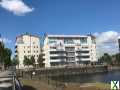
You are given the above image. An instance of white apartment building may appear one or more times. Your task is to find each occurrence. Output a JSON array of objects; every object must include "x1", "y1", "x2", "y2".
[
  {"x1": 43, "y1": 34, "x2": 97, "y2": 67},
  {"x1": 15, "y1": 33, "x2": 41, "y2": 68}
]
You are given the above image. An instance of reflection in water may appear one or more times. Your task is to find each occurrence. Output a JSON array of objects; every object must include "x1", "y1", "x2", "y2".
[{"x1": 51, "y1": 70, "x2": 120, "y2": 84}]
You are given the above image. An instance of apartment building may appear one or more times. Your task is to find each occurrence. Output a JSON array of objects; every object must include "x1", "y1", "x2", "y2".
[
  {"x1": 43, "y1": 34, "x2": 97, "y2": 67},
  {"x1": 15, "y1": 33, "x2": 41, "y2": 68}
]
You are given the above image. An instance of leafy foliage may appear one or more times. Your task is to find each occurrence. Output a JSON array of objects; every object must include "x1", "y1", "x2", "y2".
[
  {"x1": 37, "y1": 54, "x2": 44, "y2": 67},
  {"x1": 0, "y1": 42, "x2": 12, "y2": 69},
  {"x1": 30, "y1": 56, "x2": 35, "y2": 66},
  {"x1": 12, "y1": 57, "x2": 19, "y2": 66},
  {"x1": 98, "y1": 53, "x2": 120, "y2": 65},
  {"x1": 23, "y1": 56, "x2": 30, "y2": 67}
]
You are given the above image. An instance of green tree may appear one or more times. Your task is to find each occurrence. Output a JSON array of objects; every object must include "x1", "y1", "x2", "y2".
[
  {"x1": 12, "y1": 57, "x2": 19, "y2": 67},
  {"x1": 0, "y1": 40, "x2": 12, "y2": 70},
  {"x1": 115, "y1": 53, "x2": 120, "y2": 64},
  {"x1": 0, "y1": 42, "x2": 5, "y2": 69},
  {"x1": 30, "y1": 56, "x2": 35, "y2": 66},
  {"x1": 99, "y1": 53, "x2": 112, "y2": 64},
  {"x1": 3, "y1": 48, "x2": 12, "y2": 68},
  {"x1": 23, "y1": 56, "x2": 30, "y2": 67},
  {"x1": 37, "y1": 54, "x2": 44, "y2": 68}
]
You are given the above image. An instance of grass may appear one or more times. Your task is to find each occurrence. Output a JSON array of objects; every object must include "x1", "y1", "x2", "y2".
[
  {"x1": 21, "y1": 78, "x2": 111, "y2": 90},
  {"x1": 94, "y1": 82, "x2": 110, "y2": 89}
]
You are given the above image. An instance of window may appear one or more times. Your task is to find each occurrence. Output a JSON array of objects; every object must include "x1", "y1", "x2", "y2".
[
  {"x1": 80, "y1": 37, "x2": 87, "y2": 44},
  {"x1": 33, "y1": 42, "x2": 35, "y2": 44},
  {"x1": 80, "y1": 56, "x2": 90, "y2": 58},
  {"x1": 80, "y1": 51, "x2": 89, "y2": 53},
  {"x1": 28, "y1": 51, "x2": 30, "y2": 53},
  {"x1": 92, "y1": 39, "x2": 96, "y2": 44},
  {"x1": 65, "y1": 47, "x2": 75, "y2": 51},
  {"x1": 50, "y1": 46, "x2": 56, "y2": 49},
  {"x1": 64, "y1": 39, "x2": 74, "y2": 44},
  {"x1": 82, "y1": 46, "x2": 88, "y2": 48},
  {"x1": 37, "y1": 55, "x2": 39, "y2": 57},
  {"x1": 49, "y1": 39, "x2": 57, "y2": 44}
]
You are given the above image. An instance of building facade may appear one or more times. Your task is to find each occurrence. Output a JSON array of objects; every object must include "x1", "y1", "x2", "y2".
[
  {"x1": 43, "y1": 34, "x2": 97, "y2": 67},
  {"x1": 15, "y1": 33, "x2": 41, "y2": 68}
]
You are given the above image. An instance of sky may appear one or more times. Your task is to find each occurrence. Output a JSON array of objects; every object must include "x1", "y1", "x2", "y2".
[{"x1": 0, "y1": 0, "x2": 120, "y2": 57}]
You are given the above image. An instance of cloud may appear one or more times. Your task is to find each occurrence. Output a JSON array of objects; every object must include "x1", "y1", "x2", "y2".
[
  {"x1": 94, "y1": 31, "x2": 120, "y2": 45},
  {"x1": 0, "y1": 0, "x2": 34, "y2": 15},
  {"x1": 0, "y1": 38, "x2": 12, "y2": 44},
  {"x1": 93, "y1": 31, "x2": 120, "y2": 57}
]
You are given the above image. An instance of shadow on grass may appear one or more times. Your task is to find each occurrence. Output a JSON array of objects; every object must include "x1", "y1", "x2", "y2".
[{"x1": 22, "y1": 85, "x2": 37, "y2": 90}]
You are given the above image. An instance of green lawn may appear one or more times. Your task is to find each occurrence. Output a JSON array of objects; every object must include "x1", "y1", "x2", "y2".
[{"x1": 21, "y1": 79, "x2": 111, "y2": 90}]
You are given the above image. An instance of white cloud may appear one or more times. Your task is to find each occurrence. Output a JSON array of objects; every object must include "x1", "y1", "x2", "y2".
[
  {"x1": 94, "y1": 31, "x2": 120, "y2": 45},
  {"x1": 0, "y1": 38, "x2": 12, "y2": 44},
  {"x1": 0, "y1": 0, "x2": 34, "y2": 15},
  {"x1": 93, "y1": 31, "x2": 120, "y2": 57}
]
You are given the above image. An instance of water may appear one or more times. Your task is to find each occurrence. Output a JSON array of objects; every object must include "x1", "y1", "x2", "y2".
[{"x1": 51, "y1": 70, "x2": 120, "y2": 84}]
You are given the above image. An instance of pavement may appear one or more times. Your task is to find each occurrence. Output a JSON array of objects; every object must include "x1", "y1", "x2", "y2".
[
  {"x1": 0, "y1": 70, "x2": 14, "y2": 78},
  {"x1": 0, "y1": 70, "x2": 13, "y2": 89}
]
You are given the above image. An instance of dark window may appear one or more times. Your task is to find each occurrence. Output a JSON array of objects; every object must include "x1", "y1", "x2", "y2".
[{"x1": 80, "y1": 56, "x2": 90, "y2": 58}]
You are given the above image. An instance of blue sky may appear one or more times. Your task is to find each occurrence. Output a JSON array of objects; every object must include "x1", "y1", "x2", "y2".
[{"x1": 0, "y1": 0, "x2": 120, "y2": 56}]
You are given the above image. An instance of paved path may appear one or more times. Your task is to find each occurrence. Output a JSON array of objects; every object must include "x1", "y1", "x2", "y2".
[{"x1": 0, "y1": 71, "x2": 13, "y2": 78}]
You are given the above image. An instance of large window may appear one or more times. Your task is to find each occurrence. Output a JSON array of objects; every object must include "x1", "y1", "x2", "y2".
[
  {"x1": 64, "y1": 39, "x2": 74, "y2": 44},
  {"x1": 80, "y1": 37, "x2": 87, "y2": 44},
  {"x1": 49, "y1": 39, "x2": 57, "y2": 44},
  {"x1": 65, "y1": 47, "x2": 75, "y2": 51}
]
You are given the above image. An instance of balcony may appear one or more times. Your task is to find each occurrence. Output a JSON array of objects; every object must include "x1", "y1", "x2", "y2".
[
  {"x1": 76, "y1": 58, "x2": 90, "y2": 61},
  {"x1": 81, "y1": 48, "x2": 90, "y2": 51},
  {"x1": 50, "y1": 54, "x2": 66, "y2": 57},
  {"x1": 76, "y1": 53, "x2": 89, "y2": 56},
  {"x1": 50, "y1": 59, "x2": 66, "y2": 62}
]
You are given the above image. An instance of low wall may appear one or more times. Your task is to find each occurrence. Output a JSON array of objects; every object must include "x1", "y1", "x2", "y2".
[{"x1": 16, "y1": 65, "x2": 108, "y2": 79}]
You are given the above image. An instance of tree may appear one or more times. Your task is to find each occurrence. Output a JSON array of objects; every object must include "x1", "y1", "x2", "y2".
[
  {"x1": 30, "y1": 56, "x2": 35, "y2": 66},
  {"x1": 3, "y1": 48, "x2": 12, "y2": 68},
  {"x1": 23, "y1": 56, "x2": 30, "y2": 67},
  {"x1": 115, "y1": 53, "x2": 120, "y2": 64},
  {"x1": 0, "y1": 40, "x2": 12, "y2": 70},
  {"x1": 37, "y1": 54, "x2": 44, "y2": 68},
  {"x1": 12, "y1": 57, "x2": 19, "y2": 67},
  {"x1": 99, "y1": 53, "x2": 112, "y2": 64},
  {"x1": 0, "y1": 42, "x2": 5, "y2": 69}
]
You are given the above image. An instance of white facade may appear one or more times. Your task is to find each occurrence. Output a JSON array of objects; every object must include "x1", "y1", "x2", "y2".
[
  {"x1": 43, "y1": 34, "x2": 97, "y2": 67},
  {"x1": 15, "y1": 34, "x2": 41, "y2": 68}
]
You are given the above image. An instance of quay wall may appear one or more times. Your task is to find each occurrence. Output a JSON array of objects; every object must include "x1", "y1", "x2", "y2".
[{"x1": 17, "y1": 65, "x2": 108, "y2": 79}]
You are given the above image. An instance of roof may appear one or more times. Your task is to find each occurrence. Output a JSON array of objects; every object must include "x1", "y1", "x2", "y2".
[
  {"x1": 16, "y1": 33, "x2": 40, "y2": 39},
  {"x1": 45, "y1": 34, "x2": 88, "y2": 38}
]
